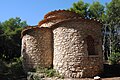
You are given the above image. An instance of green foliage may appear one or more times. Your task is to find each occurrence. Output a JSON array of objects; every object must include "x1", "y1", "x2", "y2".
[
  {"x1": 106, "y1": 0, "x2": 120, "y2": 53},
  {"x1": 69, "y1": 0, "x2": 89, "y2": 18},
  {"x1": 69, "y1": 0, "x2": 104, "y2": 20},
  {"x1": 89, "y1": 1, "x2": 105, "y2": 20},
  {"x1": 108, "y1": 52, "x2": 120, "y2": 65},
  {"x1": 69, "y1": 0, "x2": 120, "y2": 60},
  {"x1": 29, "y1": 70, "x2": 63, "y2": 80},
  {"x1": 33, "y1": 75, "x2": 41, "y2": 80},
  {"x1": 0, "y1": 17, "x2": 28, "y2": 61},
  {"x1": 35, "y1": 67, "x2": 63, "y2": 78},
  {"x1": 69, "y1": 0, "x2": 120, "y2": 22},
  {"x1": 45, "y1": 68, "x2": 56, "y2": 77},
  {"x1": 106, "y1": 0, "x2": 120, "y2": 24},
  {"x1": 0, "y1": 57, "x2": 26, "y2": 79},
  {"x1": 10, "y1": 57, "x2": 23, "y2": 66}
]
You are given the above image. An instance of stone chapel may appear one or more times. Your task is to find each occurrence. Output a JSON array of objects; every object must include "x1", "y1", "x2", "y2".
[{"x1": 21, "y1": 10, "x2": 103, "y2": 78}]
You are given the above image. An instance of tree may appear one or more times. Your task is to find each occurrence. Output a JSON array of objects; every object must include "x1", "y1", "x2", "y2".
[
  {"x1": 69, "y1": 0, "x2": 120, "y2": 60},
  {"x1": 89, "y1": 1, "x2": 105, "y2": 21},
  {"x1": 0, "y1": 17, "x2": 28, "y2": 61},
  {"x1": 69, "y1": 0, "x2": 105, "y2": 20},
  {"x1": 106, "y1": 0, "x2": 120, "y2": 25},
  {"x1": 106, "y1": 0, "x2": 120, "y2": 52},
  {"x1": 69, "y1": 0, "x2": 89, "y2": 18}
]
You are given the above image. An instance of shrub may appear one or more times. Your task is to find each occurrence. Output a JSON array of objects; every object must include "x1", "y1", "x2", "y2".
[
  {"x1": 9, "y1": 57, "x2": 26, "y2": 76},
  {"x1": 35, "y1": 67, "x2": 63, "y2": 78},
  {"x1": 44, "y1": 68, "x2": 56, "y2": 77},
  {"x1": 108, "y1": 52, "x2": 120, "y2": 65},
  {"x1": 36, "y1": 67, "x2": 56, "y2": 77}
]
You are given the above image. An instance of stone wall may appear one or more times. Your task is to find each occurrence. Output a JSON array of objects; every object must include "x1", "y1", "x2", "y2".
[
  {"x1": 21, "y1": 10, "x2": 103, "y2": 78},
  {"x1": 21, "y1": 28, "x2": 53, "y2": 71},
  {"x1": 52, "y1": 19, "x2": 103, "y2": 78}
]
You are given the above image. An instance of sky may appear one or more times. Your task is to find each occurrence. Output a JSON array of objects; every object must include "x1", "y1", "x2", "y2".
[{"x1": 0, "y1": 0, "x2": 111, "y2": 26}]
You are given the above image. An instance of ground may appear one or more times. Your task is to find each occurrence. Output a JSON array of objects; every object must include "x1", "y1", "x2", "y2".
[{"x1": 0, "y1": 60, "x2": 120, "y2": 80}]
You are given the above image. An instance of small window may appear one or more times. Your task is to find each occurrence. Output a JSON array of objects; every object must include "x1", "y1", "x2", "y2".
[{"x1": 86, "y1": 35, "x2": 96, "y2": 55}]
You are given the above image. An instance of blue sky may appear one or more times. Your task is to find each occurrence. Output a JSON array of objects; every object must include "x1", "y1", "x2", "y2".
[{"x1": 0, "y1": 0, "x2": 111, "y2": 26}]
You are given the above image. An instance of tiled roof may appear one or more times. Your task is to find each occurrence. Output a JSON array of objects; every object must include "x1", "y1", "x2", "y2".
[{"x1": 21, "y1": 10, "x2": 103, "y2": 37}]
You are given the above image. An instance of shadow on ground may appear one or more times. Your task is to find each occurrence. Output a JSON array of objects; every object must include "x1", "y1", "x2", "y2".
[{"x1": 100, "y1": 64, "x2": 120, "y2": 78}]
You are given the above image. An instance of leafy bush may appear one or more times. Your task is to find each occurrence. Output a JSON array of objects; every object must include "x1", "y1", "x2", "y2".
[
  {"x1": 44, "y1": 68, "x2": 56, "y2": 77},
  {"x1": 8, "y1": 57, "x2": 26, "y2": 77},
  {"x1": 108, "y1": 52, "x2": 120, "y2": 65},
  {"x1": 35, "y1": 67, "x2": 63, "y2": 78},
  {"x1": 36, "y1": 67, "x2": 56, "y2": 77},
  {"x1": 0, "y1": 57, "x2": 26, "y2": 79}
]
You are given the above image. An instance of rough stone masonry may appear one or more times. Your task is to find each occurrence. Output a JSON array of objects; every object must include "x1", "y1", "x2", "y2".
[{"x1": 21, "y1": 10, "x2": 104, "y2": 78}]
